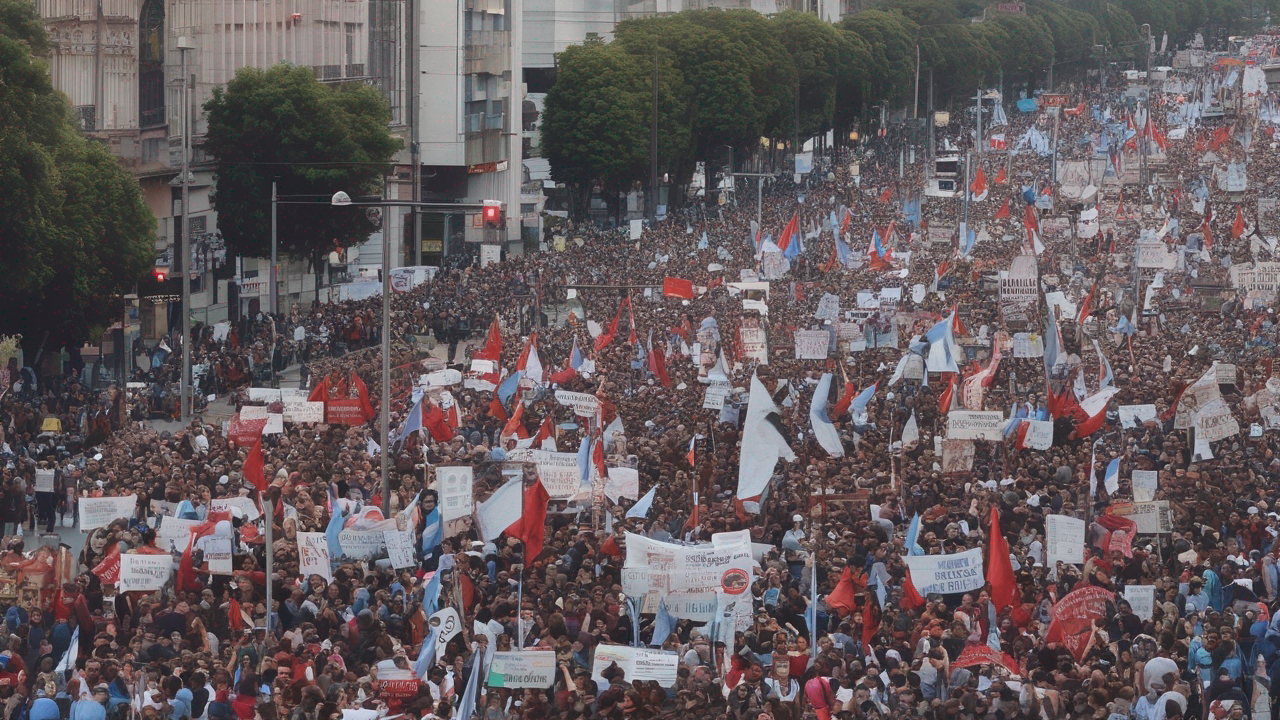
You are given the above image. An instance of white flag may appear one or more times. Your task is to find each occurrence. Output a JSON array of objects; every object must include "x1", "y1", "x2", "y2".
[
  {"x1": 902, "y1": 411, "x2": 920, "y2": 448},
  {"x1": 475, "y1": 478, "x2": 523, "y2": 541}
]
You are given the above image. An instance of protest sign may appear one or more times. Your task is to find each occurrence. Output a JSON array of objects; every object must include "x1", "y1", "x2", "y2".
[
  {"x1": 1012, "y1": 333, "x2": 1044, "y2": 358},
  {"x1": 703, "y1": 382, "x2": 730, "y2": 410},
  {"x1": 1118, "y1": 404, "x2": 1158, "y2": 428},
  {"x1": 739, "y1": 326, "x2": 768, "y2": 363},
  {"x1": 283, "y1": 400, "x2": 325, "y2": 423},
  {"x1": 604, "y1": 467, "x2": 639, "y2": 504},
  {"x1": 1046, "y1": 515, "x2": 1086, "y2": 567},
  {"x1": 34, "y1": 470, "x2": 55, "y2": 494},
  {"x1": 535, "y1": 452, "x2": 583, "y2": 498},
  {"x1": 204, "y1": 536, "x2": 233, "y2": 575},
  {"x1": 946, "y1": 411, "x2": 1006, "y2": 441},
  {"x1": 298, "y1": 532, "x2": 332, "y2": 581},
  {"x1": 815, "y1": 293, "x2": 841, "y2": 321},
  {"x1": 1047, "y1": 585, "x2": 1115, "y2": 661},
  {"x1": 1124, "y1": 585, "x2": 1156, "y2": 620},
  {"x1": 1131, "y1": 470, "x2": 1159, "y2": 502},
  {"x1": 1216, "y1": 363, "x2": 1238, "y2": 386},
  {"x1": 262, "y1": 413, "x2": 284, "y2": 435},
  {"x1": 1110, "y1": 501, "x2": 1172, "y2": 534},
  {"x1": 1023, "y1": 420, "x2": 1054, "y2": 450},
  {"x1": 1230, "y1": 261, "x2": 1280, "y2": 293},
  {"x1": 384, "y1": 530, "x2": 416, "y2": 570},
  {"x1": 941, "y1": 440, "x2": 975, "y2": 474},
  {"x1": 554, "y1": 390, "x2": 600, "y2": 418},
  {"x1": 210, "y1": 496, "x2": 261, "y2": 522},
  {"x1": 336, "y1": 529, "x2": 386, "y2": 560},
  {"x1": 1136, "y1": 242, "x2": 1173, "y2": 268},
  {"x1": 903, "y1": 548, "x2": 985, "y2": 596},
  {"x1": 591, "y1": 646, "x2": 680, "y2": 687},
  {"x1": 794, "y1": 330, "x2": 830, "y2": 360},
  {"x1": 623, "y1": 533, "x2": 754, "y2": 604},
  {"x1": 79, "y1": 496, "x2": 138, "y2": 532},
  {"x1": 1194, "y1": 397, "x2": 1240, "y2": 442},
  {"x1": 437, "y1": 466, "x2": 474, "y2": 522},
  {"x1": 247, "y1": 388, "x2": 281, "y2": 402},
  {"x1": 156, "y1": 516, "x2": 201, "y2": 554},
  {"x1": 118, "y1": 554, "x2": 171, "y2": 592},
  {"x1": 487, "y1": 651, "x2": 557, "y2": 689},
  {"x1": 239, "y1": 405, "x2": 269, "y2": 420},
  {"x1": 953, "y1": 644, "x2": 1020, "y2": 674},
  {"x1": 430, "y1": 608, "x2": 462, "y2": 657}
]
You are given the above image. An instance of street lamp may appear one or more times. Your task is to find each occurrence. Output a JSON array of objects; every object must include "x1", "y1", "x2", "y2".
[
  {"x1": 176, "y1": 35, "x2": 195, "y2": 424},
  {"x1": 329, "y1": 191, "x2": 490, "y2": 516}
]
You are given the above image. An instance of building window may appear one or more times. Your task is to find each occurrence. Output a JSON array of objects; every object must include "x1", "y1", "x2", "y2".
[{"x1": 139, "y1": 0, "x2": 165, "y2": 128}]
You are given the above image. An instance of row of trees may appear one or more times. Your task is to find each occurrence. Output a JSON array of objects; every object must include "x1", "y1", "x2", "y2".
[
  {"x1": 542, "y1": 0, "x2": 1261, "y2": 219},
  {"x1": 0, "y1": 0, "x2": 156, "y2": 346}
]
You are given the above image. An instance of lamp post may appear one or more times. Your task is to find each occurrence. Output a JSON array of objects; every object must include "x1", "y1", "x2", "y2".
[
  {"x1": 330, "y1": 191, "x2": 488, "y2": 516},
  {"x1": 176, "y1": 36, "x2": 195, "y2": 423}
]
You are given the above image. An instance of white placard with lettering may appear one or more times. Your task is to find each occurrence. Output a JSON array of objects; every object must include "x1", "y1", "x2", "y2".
[
  {"x1": 1046, "y1": 514, "x2": 1086, "y2": 567},
  {"x1": 298, "y1": 532, "x2": 332, "y2": 582},
  {"x1": 118, "y1": 554, "x2": 172, "y2": 592}
]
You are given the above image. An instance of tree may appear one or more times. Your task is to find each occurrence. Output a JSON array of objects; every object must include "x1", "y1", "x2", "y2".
[
  {"x1": 841, "y1": 10, "x2": 920, "y2": 109},
  {"x1": 0, "y1": 0, "x2": 154, "y2": 347},
  {"x1": 542, "y1": 40, "x2": 687, "y2": 219},
  {"x1": 202, "y1": 65, "x2": 400, "y2": 278},
  {"x1": 771, "y1": 11, "x2": 844, "y2": 141}
]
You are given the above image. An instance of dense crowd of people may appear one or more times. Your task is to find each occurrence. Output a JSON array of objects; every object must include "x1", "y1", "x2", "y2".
[{"x1": 4, "y1": 40, "x2": 1280, "y2": 720}]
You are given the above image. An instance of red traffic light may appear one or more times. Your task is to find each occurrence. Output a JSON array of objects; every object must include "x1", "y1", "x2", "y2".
[
  {"x1": 482, "y1": 200, "x2": 503, "y2": 227},
  {"x1": 152, "y1": 268, "x2": 167, "y2": 282}
]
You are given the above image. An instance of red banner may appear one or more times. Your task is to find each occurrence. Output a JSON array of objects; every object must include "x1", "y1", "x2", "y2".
[
  {"x1": 376, "y1": 677, "x2": 421, "y2": 711},
  {"x1": 325, "y1": 398, "x2": 368, "y2": 425},
  {"x1": 953, "y1": 643, "x2": 1020, "y2": 675},
  {"x1": 227, "y1": 415, "x2": 268, "y2": 446},
  {"x1": 92, "y1": 546, "x2": 121, "y2": 585},
  {"x1": 1045, "y1": 585, "x2": 1114, "y2": 661}
]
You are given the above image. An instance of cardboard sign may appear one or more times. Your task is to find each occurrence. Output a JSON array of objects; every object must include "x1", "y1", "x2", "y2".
[
  {"x1": 591, "y1": 646, "x2": 680, "y2": 687},
  {"x1": 203, "y1": 536, "x2": 233, "y2": 575},
  {"x1": 794, "y1": 330, "x2": 830, "y2": 360},
  {"x1": 1023, "y1": 420, "x2": 1054, "y2": 450},
  {"x1": 79, "y1": 496, "x2": 138, "y2": 532},
  {"x1": 437, "y1": 466, "x2": 474, "y2": 523},
  {"x1": 1110, "y1": 501, "x2": 1172, "y2": 534},
  {"x1": 34, "y1": 470, "x2": 55, "y2": 494},
  {"x1": 156, "y1": 516, "x2": 201, "y2": 554},
  {"x1": 554, "y1": 390, "x2": 600, "y2": 418},
  {"x1": 946, "y1": 411, "x2": 1006, "y2": 441},
  {"x1": 298, "y1": 532, "x2": 332, "y2": 582},
  {"x1": 1131, "y1": 470, "x2": 1159, "y2": 502},
  {"x1": 118, "y1": 554, "x2": 172, "y2": 593},
  {"x1": 903, "y1": 548, "x2": 986, "y2": 596},
  {"x1": 1046, "y1": 515, "x2": 1086, "y2": 567},
  {"x1": 210, "y1": 496, "x2": 262, "y2": 522},
  {"x1": 1123, "y1": 585, "x2": 1156, "y2": 620},
  {"x1": 488, "y1": 650, "x2": 557, "y2": 689},
  {"x1": 1118, "y1": 404, "x2": 1158, "y2": 428},
  {"x1": 283, "y1": 400, "x2": 325, "y2": 423},
  {"x1": 384, "y1": 530, "x2": 416, "y2": 570},
  {"x1": 604, "y1": 467, "x2": 639, "y2": 504}
]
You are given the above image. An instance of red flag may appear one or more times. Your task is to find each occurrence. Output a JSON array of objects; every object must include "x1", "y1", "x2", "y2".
[
  {"x1": 594, "y1": 298, "x2": 626, "y2": 352},
  {"x1": 228, "y1": 597, "x2": 245, "y2": 632},
  {"x1": 475, "y1": 315, "x2": 502, "y2": 362},
  {"x1": 532, "y1": 415, "x2": 554, "y2": 447},
  {"x1": 879, "y1": 186, "x2": 892, "y2": 203},
  {"x1": 994, "y1": 197, "x2": 1010, "y2": 219},
  {"x1": 662, "y1": 278, "x2": 694, "y2": 300},
  {"x1": 423, "y1": 404, "x2": 455, "y2": 443},
  {"x1": 488, "y1": 393, "x2": 508, "y2": 423},
  {"x1": 306, "y1": 375, "x2": 329, "y2": 403},
  {"x1": 775, "y1": 213, "x2": 800, "y2": 252},
  {"x1": 938, "y1": 378, "x2": 956, "y2": 414},
  {"x1": 548, "y1": 364, "x2": 576, "y2": 385},
  {"x1": 626, "y1": 298, "x2": 637, "y2": 346},
  {"x1": 592, "y1": 436, "x2": 607, "y2": 479},
  {"x1": 1075, "y1": 404, "x2": 1108, "y2": 438},
  {"x1": 506, "y1": 480, "x2": 551, "y2": 560},
  {"x1": 649, "y1": 340, "x2": 671, "y2": 387},
  {"x1": 825, "y1": 567, "x2": 858, "y2": 617},
  {"x1": 831, "y1": 381, "x2": 856, "y2": 419},
  {"x1": 350, "y1": 372, "x2": 375, "y2": 423},
  {"x1": 244, "y1": 437, "x2": 267, "y2": 494},
  {"x1": 861, "y1": 593, "x2": 880, "y2": 650},
  {"x1": 985, "y1": 506, "x2": 1018, "y2": 613},
  {"x1": 501, "y1": 401, "x2": 526, "y2": 440},
  {"x1": 1045, "y1": 585, "x2": 1114, "y2": 661},
  {"x1": 994, "y1": 166, "x2": 1007, "y2": 185},
  {"x1": 1210, "y1": 124, "x2": 1232, "y2": 151},
  {"x1": 92, "y1": 543, "x2": 121, "y2": 585},
  {"x1": 458, "y1": 572, "x2": 475, "y2": 610},
  {"x1": 1233, "y1": 205, "x2": 1245, "y2": 239},
  {"x1": 176, "y1": 511, "x2": 232, "y2": 593},
  {"x1": 1076, "y1": 281, "x2": 1098, "y2": 325},
  {"x1": 969, "y1": 165, "x2": 988, "y2": 199},
  {"x1": 901, "y1": 568, "x2": 926, "y2": 610}
]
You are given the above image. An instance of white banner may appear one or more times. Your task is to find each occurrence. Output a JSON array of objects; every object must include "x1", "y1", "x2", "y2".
[
  {"x1": 210, "y1": 496, "x2": 262, "y2": 522},
  {"x1": 739, "y1": 327, "x2": 768, "y2": 364},
  {"x1": 703, "y1": 382, "x2": 730, "y2": 411},
  {"x1": 35, "y1": 470, "x2": 55, "y2": 494},
  {"x1": 1046, "y1": 515, "x2": 1085, "y2": 567},
  {"x1": 1131, "y1": 470, "x2": 1159, "y2": 502},
  {"x1": 794, "y1": 330, "x2": 830, "y2": 360},
  {"x1": 604, "y1": 467, "x2": 639, "y2": 504},
  {"x1": 554, "y1": 390, "x2": 600, "y2": 418},
  {"x1": 946, "y1": 411, "x2": 1006, "y2": 441},
  {"x1": 283, "y1": 400, "x2": 325, "y2": 423},
  {"x1": 337, "y1": 529, "x2": 386, "y2": 560},
  {"x1": 487, "y1": 651, "x2": 557, "y2": 689},
  {"x1": 591, "y1": 646, "x2": 680, "y2": 687},
  {"x1": 298, "y1": 532, "x2": 332, "y2": 582},
  {"x1": 1118, "y1": 404, "x2": 1158, "y2": 428},
  {"x1": 79, "y1": 496, "x2": 137, "y2": 532},
  {"x1": 1194, "y1": 397, "x2": 1240, "y2": 442},
  {"x1": 437, "y1": 466, "x2": 474, "y2": 522},
  {"x1": 240, "y1": 405, "x2": 269, "y2": 420},
  {"x1": 623, "y1": 533, "x2": 754, "y2": 598},
  {"x1": 1123, "y1": 585, "x2": 1156, "y2": 620},
  {"x1": 384, "y1": 530, "x2": 416, "y2": 570},
  {"x1": 1011, "y1": 333, "x2": 1045, "y2": 358},
  {"x1": 263, "y1": 413, "x2": 284, "y2": 435},
  {"x1": 1111, "y1": 501, "x2": 1172, "y2": 534},
  {"x1": 118, "y1": 554, "x2": 172, "y2": 592},
  {"x1": 902, "y1": 548, "x2": 985, "y2": 596},
  {"x1": 156, "y1": 516, "x2": 201, "y2": 554},
  {"x1": 505, "y1": 450, "x2": 581, "y2": 498}
]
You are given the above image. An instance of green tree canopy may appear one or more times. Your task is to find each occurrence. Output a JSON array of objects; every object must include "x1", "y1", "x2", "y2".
[
  {"x1": 202, "y1": 65, "x2": 400, "y2": 270},
  {"x1": 0, "y1": 0, "x2": 154, "y2": 346},
  {"x1": 771, "y1": 11, "x2": 844, "y2": 141}
]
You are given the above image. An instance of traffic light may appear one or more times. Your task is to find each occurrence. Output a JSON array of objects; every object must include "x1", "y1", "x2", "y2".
[
  {"x1": 482, "y1": 200, "x2": 504, "y2": 228},
  {"x1": 152, "y1": 268, "x2": 167, "y2": 282}
]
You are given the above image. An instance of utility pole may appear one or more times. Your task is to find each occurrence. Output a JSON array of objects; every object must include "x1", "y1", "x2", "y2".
[
  {"x1": 975, "y1": 87, "x2": 983, "y2": 155},
  {"x1": 927, "y1": 69, "x2": 935, "y2": 162},
  {"x1": 649, "y1": 46, "x2": 658, "y2": 222},
  {"x1": 177, "y1": 36, "x2": 194, "y2": 424},
  {"x1": 962, "y1": 149, "x2": 971, "y2": 240},
  {"x1": 409, "y1": 0, "x2": 421, "y2": 265},
  {"x1": 913, "y1": 43, "x2": 920, "y2": 119},
  {"x1": 794, "y1": 76, "x2": 800, "y2": 167},
  {"x1": 270, "y1": 180, "x2": 278, "y2": 315}
]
